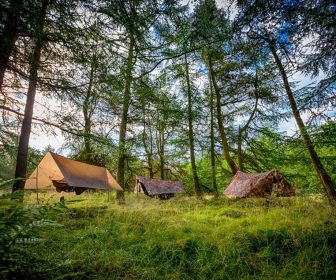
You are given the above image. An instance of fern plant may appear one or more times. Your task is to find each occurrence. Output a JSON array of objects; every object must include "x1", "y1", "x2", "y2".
[{"x1": 0, "y1": 179, "x2": 64, "y2": 279}]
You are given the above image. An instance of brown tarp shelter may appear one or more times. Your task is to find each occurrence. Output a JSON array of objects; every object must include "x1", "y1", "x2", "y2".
[
  {"x1": 223, "y1": 169, "x2": 295, "y2": 198},
  {"x1": 25, "y1": 152, "x2": 122, "y2": 195},
  {"x1": 135, "y1": 175, "x2": 185, "y2": 199}
]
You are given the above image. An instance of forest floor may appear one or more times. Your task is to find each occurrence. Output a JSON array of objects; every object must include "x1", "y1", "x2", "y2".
[{"x1": 4, "y1": 192, "x2": 336, "y2": 279}]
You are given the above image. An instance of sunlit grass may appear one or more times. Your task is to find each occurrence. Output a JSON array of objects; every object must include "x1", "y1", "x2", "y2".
[{"x1": 14, "y1": 192, "x2": 336, "y2": 279}]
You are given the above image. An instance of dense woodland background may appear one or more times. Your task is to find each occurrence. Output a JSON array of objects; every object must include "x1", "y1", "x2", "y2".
[{"x1": 0, "y1": 0, "x2": 335, "y2": 201}]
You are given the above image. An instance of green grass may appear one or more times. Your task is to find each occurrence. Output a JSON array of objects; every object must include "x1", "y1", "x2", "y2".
[{"x1": 5, "y1": 193, "x2": 336, "y2": 279}]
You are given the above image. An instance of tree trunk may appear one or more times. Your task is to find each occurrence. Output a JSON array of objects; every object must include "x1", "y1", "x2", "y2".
[
  {"x1": 142, "y1": 111, "x2": 154, "y2": 178},
  {"x1": 270, "y1": 43, "x2": 336, "y2": 205},
  {"x1": 12, "y1": 0, "x2": 49, "y2": 197},
  {"x1": 116, "y1": 33, "x2": 134, "y2": 203},
  {"x1": 148, "y1": 122, "x2": 154, "y2": 178},
  {"x1": 158, "y1": 124, "x2": 165, "y2": 180},
  {"x1": 237, "y1": 127, "x2": 244, "y2": 171},
  {"x1": 207, "y1": 55, "x2": 238, "y2": 175},
  {"x1": 159, "y1": 138, "x2": 165, "y2": 179},
  {"x1": 82, "y1": 60, "x2": 95, "y2": 163},
  {"x1": 208, "y1": 69, "x2": 218, "y2": 196},
  {"x1": 237, "y1": 91, "x2": 258, "y2": 171},
  {"x1": 0, "y1": 0, "x2": 23, "y2": 91},
  {"x1": 185, "y1": 54, "x2": 202, "y2": 197},
  {"x1": 156, "y1": 105, "x2": 165, "y2": 180}
]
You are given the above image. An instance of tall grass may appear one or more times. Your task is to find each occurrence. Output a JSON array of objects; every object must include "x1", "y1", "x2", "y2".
[
  {"x1": 0, "y1": 180, "x2": 64, "y2": 279},
  {"x1": 3, "y1": 192, "x2": 336, "y2": 279}
]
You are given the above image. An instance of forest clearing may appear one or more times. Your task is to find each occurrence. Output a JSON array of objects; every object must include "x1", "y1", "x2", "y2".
[
  {"x1": 2, "y1": 192, "x2": 336, "y2": 279},
  {"x1": 1, "y1": 0, "x2": 335, "y2": 279}
]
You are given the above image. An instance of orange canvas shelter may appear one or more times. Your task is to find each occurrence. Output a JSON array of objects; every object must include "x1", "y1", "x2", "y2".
[{"x1": 25, "y1": 152, "x2": 122, "y2": 195}]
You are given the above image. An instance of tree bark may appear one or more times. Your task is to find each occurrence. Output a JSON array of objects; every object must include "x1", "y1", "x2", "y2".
[
  {"x1": 12, "y1": 0, "x2": 49, "y2": 196},
  {"x1": 237, "y1": 129, "x2": 243, "y2": 171},
  {"x1": 0, "y1": 0, "x2": 23, "y2": 91},
  {"x1": 142, "y1": 111, "x2": 154, "y2": 178},
  {"x1": 116, "y1": 33, "x2": 134, "y2": 203},
  {"x1": 157, "y1": 122, "x2": 165, "y2": 180},
  {"x1": 82, "y1": 59, "x2": 97, "y2": 163},
  {"x1": 237, "y1": 89, "x2": 258, "y2": 171},
  {"x1": 82, "y1": 61, "x2": 95, "y2": 163},
  {"x1": 156, "y1": 102, "x2": 166, "y2": 180},
  {"x1": 148, "y1": 122, "x2": 154, "y2": 178},
  {"x1": 185, "y1": 54, "x2": 202, "y2": 197},
  {"x1": 208, "y1": 69, "x2": 218, "y2": 196},
  {"x1": 270, "y1": 43, "x2": 336, "y2": 205},
  {"x1": 207, "y1": 55, "x2": 238, "y2": 175}
]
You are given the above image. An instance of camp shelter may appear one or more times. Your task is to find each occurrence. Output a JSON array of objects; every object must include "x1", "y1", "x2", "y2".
[
  {"x1": 25, "y1": 152, "x2": 122, "y2": 195},
  {"x1": 223, "y1": 169, "x2": 295, "y2": 198},
  {"x1": 135, "y1": 175, "x2": 185, "y2": 199}
]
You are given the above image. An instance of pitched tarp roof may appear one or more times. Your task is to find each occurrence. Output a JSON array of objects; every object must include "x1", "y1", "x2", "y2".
[
  {"x1": 223, "y1": 169, "x2": 295, "y2": 198},
  {"x1": 135, "y1": 175, "x2": 185, "y2": 195},
  {"x1": 25, "y1": 152, "x2": 122, "y2": 193}
]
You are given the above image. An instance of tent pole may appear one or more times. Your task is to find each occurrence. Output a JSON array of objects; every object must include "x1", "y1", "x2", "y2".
[{"x1": 36, "y1": 165, "x2": 39, "y2": 204}]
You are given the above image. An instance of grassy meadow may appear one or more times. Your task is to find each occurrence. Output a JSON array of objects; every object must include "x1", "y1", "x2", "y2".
[{"x1": 2, "y1": 192, "x2": 335, "y2": 279}]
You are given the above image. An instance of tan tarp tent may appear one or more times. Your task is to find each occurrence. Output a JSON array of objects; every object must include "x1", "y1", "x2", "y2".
[
  {"x1": 25, "y1": 152, "x2": 122, "y2": 195},
  {"x1": 224, "y1": 169, "x2": 295, "y2": 198},
  {"x1": 135, "y1": 175, "x2": 185, "y2": 199}
]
